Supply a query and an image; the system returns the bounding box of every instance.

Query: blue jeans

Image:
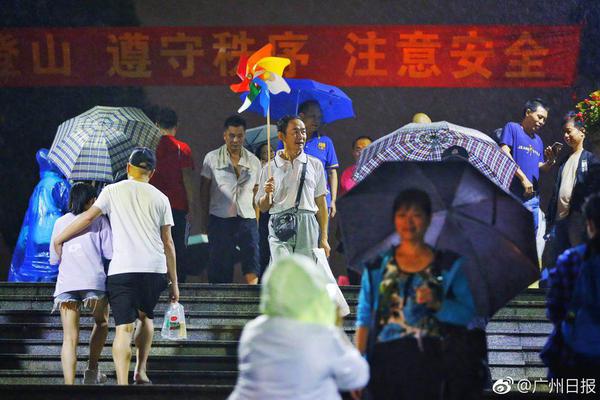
[53,290,106,312]
[523,196,540,237]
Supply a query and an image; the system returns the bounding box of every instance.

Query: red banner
[0,25,580,87]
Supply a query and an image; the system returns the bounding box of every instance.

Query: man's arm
[315,194,330,257]
[161,225,179,302]
[355,326,369,355]
[198,176,211,234]
[53,206,103,258]
[539,146,557,173]
[328,168,338,218]
[501,144,533,197]
[253,184,259,221]
[182,168,195,220]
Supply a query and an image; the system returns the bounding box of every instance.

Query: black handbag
[271,161,307,242]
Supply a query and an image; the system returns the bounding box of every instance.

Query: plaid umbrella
[338,161,539,317]
[354,121,518,191]
[48,106,161,182]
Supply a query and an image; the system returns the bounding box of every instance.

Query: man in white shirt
[199,115,262,284]
[256,115,330,262]
[53,147,179,385]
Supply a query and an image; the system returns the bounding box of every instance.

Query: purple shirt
[500,122,544,195]
[50,213,112,296]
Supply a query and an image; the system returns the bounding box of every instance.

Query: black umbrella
[337,160,539,317]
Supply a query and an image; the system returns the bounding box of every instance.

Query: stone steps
[0,320,551,341]
[1,384,233,400]
[0,369,237,385]
[0,283,551,388]
[0,353,237,371]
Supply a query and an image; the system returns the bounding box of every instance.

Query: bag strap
[294,161,308,210]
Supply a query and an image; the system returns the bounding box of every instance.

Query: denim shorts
[52,290,106,312]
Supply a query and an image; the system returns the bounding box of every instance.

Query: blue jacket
[356,248,476,331]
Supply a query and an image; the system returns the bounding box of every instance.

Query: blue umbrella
[241,79,355,124]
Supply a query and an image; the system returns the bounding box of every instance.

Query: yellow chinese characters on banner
[505,31,549,78]
[397,31,442,78]
[32,33,71,76]
[0,26,579,87]
[450,30,494,79]
[160,32,204,78]
[0,34,20,77]
[107,32,151,78]
[344,31,387,77]
[212,31,256,77]
[269,31,309,77]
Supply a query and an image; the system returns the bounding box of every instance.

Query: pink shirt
[50,213,112,296]
[340,165,357,196]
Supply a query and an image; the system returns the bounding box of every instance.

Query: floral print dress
[376,257,445,344]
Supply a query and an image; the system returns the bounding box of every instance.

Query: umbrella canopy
[48,106,161,182]
[244,124,278,154]
[338,161,539,317]
[354,121,518,191]
[242,78,354,124]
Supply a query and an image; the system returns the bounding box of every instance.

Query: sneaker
[82,369,107,384]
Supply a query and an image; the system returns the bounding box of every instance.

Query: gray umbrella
[244,124,278,154]
[337,160,539,317]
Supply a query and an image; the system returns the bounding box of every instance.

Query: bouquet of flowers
[576,90,600,136]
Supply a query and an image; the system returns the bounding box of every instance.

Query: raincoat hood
[260,255,337,327]
[36,148,61,177]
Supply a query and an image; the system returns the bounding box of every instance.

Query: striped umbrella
[354,121,518,191]
[48,106,161,182]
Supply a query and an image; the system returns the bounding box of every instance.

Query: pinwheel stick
[267,105,272,178]
[267,104,273,202]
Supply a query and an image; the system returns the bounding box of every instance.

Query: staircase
[0,283,550,398]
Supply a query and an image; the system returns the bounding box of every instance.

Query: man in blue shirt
[278,100,340,217]
[500,98,557,235]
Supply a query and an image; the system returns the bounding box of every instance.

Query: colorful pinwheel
[230,43,292,180]
[230,43,291,115]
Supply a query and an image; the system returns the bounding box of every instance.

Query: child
[49,182,112,384]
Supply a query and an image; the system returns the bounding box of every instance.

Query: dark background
[1,0,599,277]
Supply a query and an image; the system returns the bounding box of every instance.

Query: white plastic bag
[161,302,187,340]
[313,248,350,317]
